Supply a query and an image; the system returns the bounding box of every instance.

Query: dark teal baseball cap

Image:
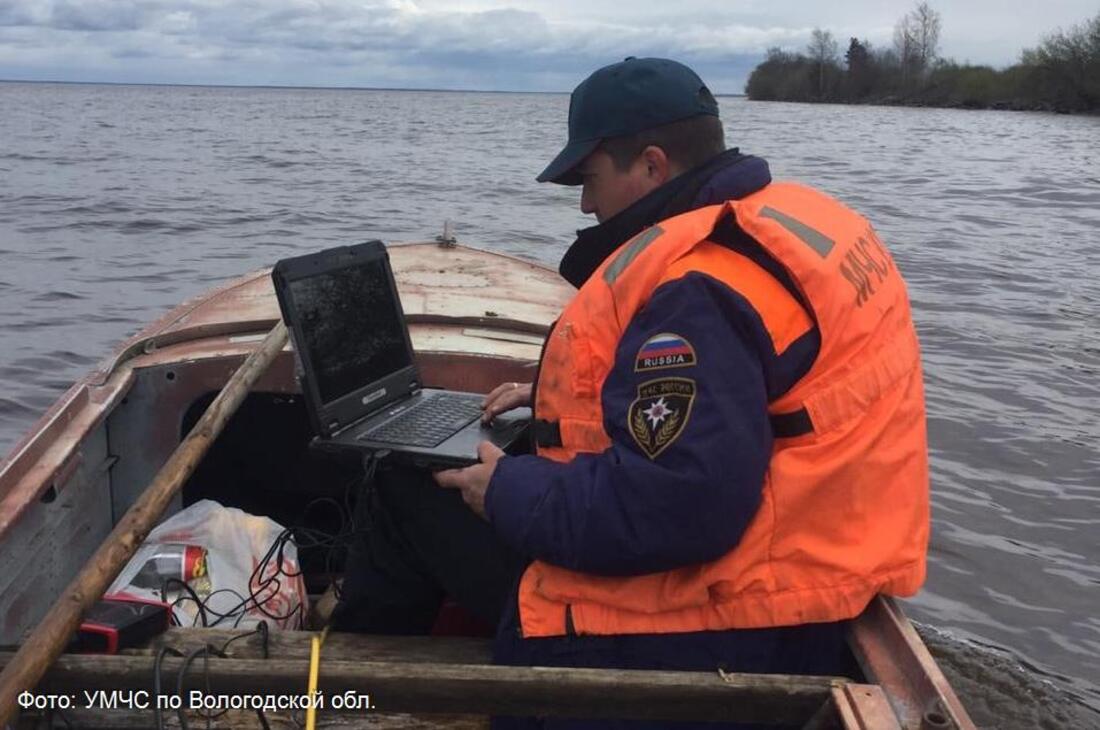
[537,57,720,185]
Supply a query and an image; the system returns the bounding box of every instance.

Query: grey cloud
[0,0,146,30]
[0,1,791,96]
[0,0,41,26]
[51,0,146,30]
[3,0,1093,90]
[111,45,153,58]
[200,4,558,58]
[0,0,785,61]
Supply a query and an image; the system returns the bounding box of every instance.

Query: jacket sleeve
[485,271,809,576]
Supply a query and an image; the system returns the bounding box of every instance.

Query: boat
[0,239,976,728]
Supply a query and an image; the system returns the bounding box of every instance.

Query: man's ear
[640,145,671,185]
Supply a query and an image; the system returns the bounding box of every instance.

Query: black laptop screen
[287,258,411,405]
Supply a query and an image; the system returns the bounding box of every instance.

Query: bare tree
[895,2,941,82]
[808,28,840,65]
[912,2,942,71]
[894,13,917,82]
[807,28,839,96]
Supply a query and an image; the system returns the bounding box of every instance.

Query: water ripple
[0,84,1098,724]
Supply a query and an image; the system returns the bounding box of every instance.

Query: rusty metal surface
[831,685,903,730]
[0,382,127,539]
[848,597,977,730]
[0,423,114,645]
[0,239,975,728]
[89,241,568,379]
[0,241,568,545]
[18,708,488,729]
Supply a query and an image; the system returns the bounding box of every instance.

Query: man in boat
[339,57,930,727]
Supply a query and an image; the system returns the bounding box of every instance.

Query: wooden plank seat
[4,628,857,729]
[133,627,496,665]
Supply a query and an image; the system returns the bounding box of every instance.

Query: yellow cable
[305,626,329,730]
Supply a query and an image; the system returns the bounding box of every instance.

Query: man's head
[538,57,725,222]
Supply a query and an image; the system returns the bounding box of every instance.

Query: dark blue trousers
[334,466,855,729]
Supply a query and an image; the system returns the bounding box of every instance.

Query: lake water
[1,82,1098,727]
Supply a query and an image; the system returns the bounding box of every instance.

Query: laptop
[271,240,530,468]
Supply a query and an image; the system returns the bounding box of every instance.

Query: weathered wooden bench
[4,626,910,729]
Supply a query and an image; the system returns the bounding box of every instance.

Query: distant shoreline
[747,95,1099,115]
[746,11,1100,116]
[0,78,750,97]
[0,78,565,94]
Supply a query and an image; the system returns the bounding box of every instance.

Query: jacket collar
[557,149,772,288]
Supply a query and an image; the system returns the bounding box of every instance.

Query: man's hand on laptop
[434,441,505,519]
[481,381,532,424]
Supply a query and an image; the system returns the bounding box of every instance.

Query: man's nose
[580,187,596,216]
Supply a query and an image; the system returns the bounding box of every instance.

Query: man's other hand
[481,381,532,423]
[434,442,506,519]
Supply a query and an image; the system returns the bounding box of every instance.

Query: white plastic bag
[108,500,308,630]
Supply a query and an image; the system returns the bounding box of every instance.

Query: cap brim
[536,137,601,185]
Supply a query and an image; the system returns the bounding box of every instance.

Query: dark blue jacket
[487,151,820,577]
[486,152,851,729]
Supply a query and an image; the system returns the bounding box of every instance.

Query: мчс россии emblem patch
[628,377,696,459]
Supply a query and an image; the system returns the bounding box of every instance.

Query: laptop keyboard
[360,393,484,448]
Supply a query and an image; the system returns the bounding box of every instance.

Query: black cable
[220,622,272,728]
[332,452,383,601]
[195,587,249,626]
[240,528,308,627]
[170,596,198,627]
[300,494,350,584]
[190,585,276,630]
[151,458,382,633]
[175,645,210,730]
[202,645,214,730]
[257,620,269,659]
[152,645,184,730]
[162,577,208,627]
[151,530,303,631]
[217,620,269,658]
[300,495,348,534]
[232,605,249,628]
[174,624,274,729]
[200,576,290,628]
[175,643,236,727]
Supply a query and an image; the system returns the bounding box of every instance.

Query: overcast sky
[1,0,1096,92]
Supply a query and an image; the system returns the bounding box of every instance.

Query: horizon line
[0,77,748,97]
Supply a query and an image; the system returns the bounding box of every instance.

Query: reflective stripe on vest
[521,182,929,637]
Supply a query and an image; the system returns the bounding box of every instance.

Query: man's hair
[599,114,725,174]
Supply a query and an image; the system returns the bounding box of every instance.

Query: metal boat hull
[0,242,973,729]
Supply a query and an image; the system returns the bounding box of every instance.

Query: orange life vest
[519,181,929,637]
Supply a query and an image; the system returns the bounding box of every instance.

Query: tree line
[745,3,1100,113]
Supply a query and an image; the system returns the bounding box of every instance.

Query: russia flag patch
[634,332,697,372]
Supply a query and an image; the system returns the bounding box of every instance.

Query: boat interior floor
[180,392,481,631]
[8,391,952,729]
